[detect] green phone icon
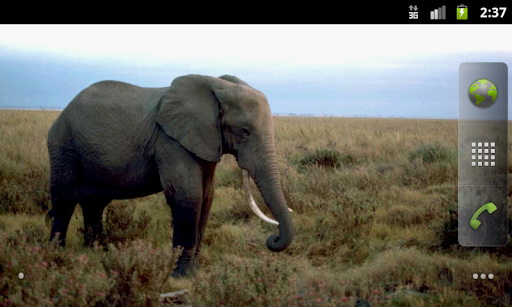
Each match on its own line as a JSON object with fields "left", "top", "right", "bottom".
{"left": 470, "top": 203, "right": 497, "bottom": 230}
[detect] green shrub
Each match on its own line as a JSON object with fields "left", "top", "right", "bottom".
{"left": 98, "top": 241, "right": 181, "bottom": 306}
{"left": 192, "top": 253, "right": 292, "bottom": 306}
{"left": 408, "top": 143, "right": 453, "bottom": 164}
{"left": 430, "top": 202, "right": 459, "bottom": 250}
{"left": 306, "top": 190, "right": 376, "bottom": 264}
{"left": 0, "top": 229, "right": 180, "bottom": 307}
{"left": 380, "top": 205, "right": 426, "bottom": 227}
{"left": 294, "top": 148, "right": 358, "bottom": 170}
{"left": 0, "top": 179, "right": 50, "bottom": 215}
{"left": 103, "top": 201, "right": 152, "bottom": 245}
{"left": 214, "top": 155, "right": 242, "bottom": 189}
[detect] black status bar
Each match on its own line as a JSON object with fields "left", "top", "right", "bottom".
{"left": 404, "top": 4, "right": 511, "bottom": 24}
{"left": 7, "top": 4, "right": 511, "bottom": 24}
{"left": 284, "top": 3, "right": 512, "bottom": 24}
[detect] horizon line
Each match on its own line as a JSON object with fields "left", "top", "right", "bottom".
{"left": 0, "top": 107, "right": 460, "bottom": 120}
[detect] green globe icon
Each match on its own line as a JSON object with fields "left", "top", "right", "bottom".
{"left": 469, "top": 79, "right": 497, "bottom": 108}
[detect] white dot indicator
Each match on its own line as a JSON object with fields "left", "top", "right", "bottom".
{"left": 18, "top": 273, "right": 24, "bottom": 280}
{"left": 473, "top": 273, "right": 478, "bottom": 279}
{"left": 488, "top": 274, "right": 494, "bottom": 279}
{"left": 481, "top": 274, "right": 486, "bottom": 279}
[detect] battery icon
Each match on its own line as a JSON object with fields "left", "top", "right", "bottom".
{"left": 457, "top": 4, "right": 468, "bottom": 20}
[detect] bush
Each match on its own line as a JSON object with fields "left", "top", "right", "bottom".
{"left": 294, "top": 149, "right": 358, "bottom": 171}
{"left": 103, "top": 201, "right": 152, "bottom": 245}
{"left": 0, "top": 229, "right": 180, "bottom": 307}
{"left": 0, "top": 178, "right": 50, "bottom": 215}
{"left": 408, "top": 143, "right": 453, "bottom": 164}
{"left": 214, "top": 155, "right": 242, "bottom": 189}
{"left": 431, "top": 202, "right": 459, "bottom": 250}
{"left": 98, "top": 241, "right": 181, "bottom": 306}
{"left": 306, "top": 190, "right": 376, "bottom": 264}
{"left": 192, "top": 253, "right": 292, "bottom": 306}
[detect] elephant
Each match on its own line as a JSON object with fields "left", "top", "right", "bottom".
{"left": 47, "top": 74, "right": 294, "bottom": 277}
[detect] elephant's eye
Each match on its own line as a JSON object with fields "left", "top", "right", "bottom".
{"left": 241, "top": 127, "right": 251, "bottom": 138}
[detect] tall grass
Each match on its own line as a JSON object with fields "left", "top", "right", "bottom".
{"left": 0, "top": 110, "right": 58, "bottom": 214}
{"left": 1, "top": 110, "right": 511, "bottom": 306}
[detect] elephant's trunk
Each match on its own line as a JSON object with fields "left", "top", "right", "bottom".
{"left": 248, "top": 147, "right": 294, "bottom": 252}
{"left": 243, "top": 170, "right": 292, "bottom": 226}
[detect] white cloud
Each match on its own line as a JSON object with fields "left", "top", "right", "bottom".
{"left": 1, "top": 24, "right": 511, "bottom": 67}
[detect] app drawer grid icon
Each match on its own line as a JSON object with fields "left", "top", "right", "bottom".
{"left": 471, "top": 142, "right": 496, "bottom": 167}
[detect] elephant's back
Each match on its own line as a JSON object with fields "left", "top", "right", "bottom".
{"left": 72, "top": 80, "right": 168, "bottom": 113}
{"left": 63, "top": 81, "right": 166, "bottom": 126}
{"left": 51, "top": 81, "right": 168, "bottom": 146}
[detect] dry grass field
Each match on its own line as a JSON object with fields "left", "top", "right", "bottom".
{"left": 1, "top": 109, "right": 512, "bottom": 306}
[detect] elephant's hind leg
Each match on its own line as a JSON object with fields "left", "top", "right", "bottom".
{"left": 48, "top": 144, "right": 81, "bottom": 246}
{"left": 80, "top": 196, "right": 111, "bottom": 247}
{"left": 50, "top": 198, "right": 77, "bottom": 246}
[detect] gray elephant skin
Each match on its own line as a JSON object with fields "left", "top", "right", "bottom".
{"left": 47, "top": 74, "right": 294, "bottom": 277}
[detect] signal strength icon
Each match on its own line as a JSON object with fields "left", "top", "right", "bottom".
{"left": 430, "top": 5, "right": 446, "bottom": 19}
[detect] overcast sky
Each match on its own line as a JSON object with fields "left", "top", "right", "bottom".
{"left": 1, "top": 25, "right": 511, "bottom": 118}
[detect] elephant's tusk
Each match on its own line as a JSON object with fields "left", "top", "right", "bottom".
{"left": 242, "top": 169, "right": 279, "bottom": 225}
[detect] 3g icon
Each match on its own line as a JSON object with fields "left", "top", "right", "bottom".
{"left": 409, "top": 5, "right": 419, "bottom": 19}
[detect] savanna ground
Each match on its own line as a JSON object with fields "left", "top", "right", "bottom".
{"left": 1, "top": 109, "right": 511, "bottom": 306}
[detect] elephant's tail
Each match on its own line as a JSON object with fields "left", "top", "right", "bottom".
{"left": 45, "top": 208, "right": 54, "bottom": 228}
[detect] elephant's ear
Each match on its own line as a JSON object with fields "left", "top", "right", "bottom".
{"left": 156, "top": 75, "right": 223, "bottom": 162}
{"left": 218, "top": 75, "right": 250, "bottom": 87}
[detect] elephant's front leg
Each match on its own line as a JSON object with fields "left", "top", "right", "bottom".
{"left": 157, "top": 144, "right": 208, "bottom": 277}
{"left": 163, "top": 184, "right": 203, "bottom": 278}
{"left": 194, "top": 163, "right": 217, "bottom": 264}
